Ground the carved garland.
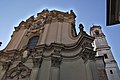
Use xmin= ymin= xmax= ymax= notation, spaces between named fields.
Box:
xmin=5 ymin=62 xmax=31 ymax=80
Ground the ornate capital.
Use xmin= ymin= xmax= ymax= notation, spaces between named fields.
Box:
xmin=31 ymin=49 xmax=43 ymax=67
xmin=51 ymin=48 xmax=62 ymax=67
xmin=31 ymin=49 xmax=43 ymax=58
xmin=32 ymin=56 xmax=43 ymax=68
xmin=51 ymin=54 xmax=62 ymax=67
xmin=81 ymin=48 xmax=96 ymax=62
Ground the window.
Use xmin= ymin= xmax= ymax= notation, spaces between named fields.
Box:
xmin=27 ymin=36 xmax=39 ymax=49
xmin=95 ymin=30 xmax=99 ymax=35
xmin=104 ymin=54 xmax=108 ymax=59
xmin=110 ymin=70 xmax=113 ymax=74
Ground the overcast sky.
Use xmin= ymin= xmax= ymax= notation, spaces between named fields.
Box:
xmin=0 ymin=0 xmax=120 ymax=67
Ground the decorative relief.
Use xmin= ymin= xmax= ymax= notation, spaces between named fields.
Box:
xmin=82 ymin=40 xmax=92 ymax=48
xmin=57 ymin=14 xmax=64 ymax=22
xmin=12 ymin=52 xmax=22 ymax=61
xmin=5 ymin=62 xmax=31 ymax=80
xmin=32 ymin=56 xmax=43 ymax=68
xmin=51 ymin=54 xmax=62 ymax=67
xmin=31 ymin=49 xmax=43 ymax=58
xmin=22 ymin=50 xmax=29 ymax=58
xmin=81 ymin=49 xmax=96 ymax=62
xmin=17 ymin=9 xmax=76 ymax=30
xmin=2 ymin=61 xmax=12 ymax=70
xmin=30 ymin=18 xmax=45 ymax=30
xmin=8 ymin=50 xmax=30 ymax=63
xmin=4 ymin=49 xmax=31 ymax=63
xmin=26 ymin=24 xmax=44 ymax=37
xmin=21 ymin=50 xmax=31 ymax=63
xmin=31 ymin=49 xmax=43 ymax=67
xmin=45 ymin=13 xmax=52 ymax=24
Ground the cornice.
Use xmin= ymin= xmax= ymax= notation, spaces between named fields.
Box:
xmin=0 ymin=29 xmax=95 ymax=63
xmin=90 ymin=25 xmax=101 ymax=32
xmin=35 ymin=31 xmax=94 ymax=50
xmin=14 ymin=9 xmax=76 ymax=31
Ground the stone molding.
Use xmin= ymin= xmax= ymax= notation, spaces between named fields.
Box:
xmin=96 ymin=45 xmax=110 ymax=50
xmin=0 ymin=31 xmax=94 ymax=60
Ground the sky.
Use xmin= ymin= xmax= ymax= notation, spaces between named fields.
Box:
xmin=0 ymin=0 xmax=120 ymax=67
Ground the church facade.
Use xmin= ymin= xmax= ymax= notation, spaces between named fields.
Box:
xmin=0 ymin=9 xmax=119 ymax=80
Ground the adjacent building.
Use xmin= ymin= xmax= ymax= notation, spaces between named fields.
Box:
xmin=106 ymin=0 xmax=120 ymax=25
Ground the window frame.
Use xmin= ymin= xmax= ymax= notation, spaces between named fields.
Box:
xmin=27 ymin=36 xmax=39 ymax=49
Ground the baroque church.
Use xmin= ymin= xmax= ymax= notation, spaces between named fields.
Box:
xmin=0 ymin=9 xmax=120 ymax=80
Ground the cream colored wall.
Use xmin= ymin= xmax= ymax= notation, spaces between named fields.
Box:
xmin=4 ymin=19 xmax=78 ymax=52
xmin=60 ymin=58 xmax=87 ymax=80
xmin=46 ymin=22 xmax=58 ymax=45
xmin=37 ymin=59 xmax=51 ymax=80
xmin=4 ymin=29 xmax=27 ymax=51
xmin=39 ymin=22 xmax=78 ymax=46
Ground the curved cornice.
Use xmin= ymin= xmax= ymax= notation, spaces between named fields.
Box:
xmin=36 ymin=31 xmax=94 ymax=50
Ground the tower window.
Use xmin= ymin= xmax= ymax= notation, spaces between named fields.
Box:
xmin=95 ymin=30 xmax=99 ymax=35
xmin=110 ymin=70 xmax=113 ymax=74
xmin=27 ymin=36 xmax=39 ymax=49
xmin=104 ymin=54 xmax=108 ymax=59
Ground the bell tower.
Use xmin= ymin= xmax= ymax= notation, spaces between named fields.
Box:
xmin=90 ymin=26 xmax=120 ymax=80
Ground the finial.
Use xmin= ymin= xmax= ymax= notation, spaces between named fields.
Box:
xmin=42 ymin=9 xmax=45 ymax=12
xmin=0 ymin=42 xmax=2 ymax=46
xmin=70 ymin=10 xmax=76 ymax=18
xmin=79 ymin=24 xmax=84 ymax=32
xmin=70 ymin=10 xmax=73 ymax=13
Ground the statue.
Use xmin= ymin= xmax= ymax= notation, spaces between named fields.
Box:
xmin=79 ymin=24 xmax=84 ymax=32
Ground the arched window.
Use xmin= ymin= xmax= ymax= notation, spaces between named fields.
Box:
xmin=110 ymin=70 xmax=113 ymax=74
xmin=104 ymin=54 xmax=108 ymax=59
xmin=27 ymin=36 xmax=39 ymax=49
